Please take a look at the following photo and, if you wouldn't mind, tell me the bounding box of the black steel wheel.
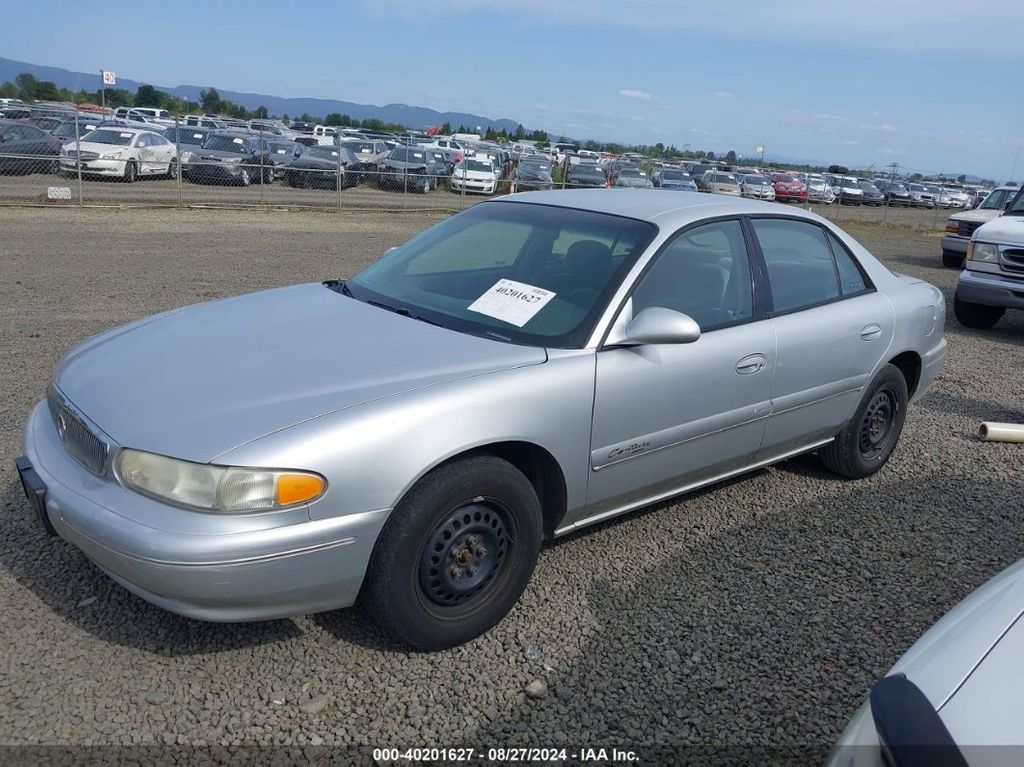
[363,455,543,650]
[418,501,512,610]
[820,363,909,479]
[858,389,898,461]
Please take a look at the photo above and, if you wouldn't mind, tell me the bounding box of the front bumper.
[940,234,969,255]
[19,401,390,622]
[59,158,124,176]
[956,269,1024,310]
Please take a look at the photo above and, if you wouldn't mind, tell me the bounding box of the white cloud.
[713,91,734,98]
[619,89,653,100]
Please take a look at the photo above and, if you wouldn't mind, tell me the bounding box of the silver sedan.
[17,190,947,649]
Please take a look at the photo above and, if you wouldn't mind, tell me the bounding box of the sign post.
[100,71,116,113]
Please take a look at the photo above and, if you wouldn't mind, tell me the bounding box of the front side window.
[348,202,657,347]
[631,220,753,331]
[751,218,840,313]
[81,130,135,146]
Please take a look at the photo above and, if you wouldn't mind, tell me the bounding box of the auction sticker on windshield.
[468,279,556,327]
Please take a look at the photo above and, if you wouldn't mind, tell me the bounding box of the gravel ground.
[0,207,1021,762]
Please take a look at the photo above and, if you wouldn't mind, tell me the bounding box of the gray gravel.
[0,207,1021,759]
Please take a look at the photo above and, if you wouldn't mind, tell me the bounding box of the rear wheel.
[942,250,964,269]
[362,455,543,650]
[820,363,908,479]
[954,293,1004,329]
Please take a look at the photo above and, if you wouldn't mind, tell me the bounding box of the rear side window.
[826,231,871,295]
[751,219,840,313]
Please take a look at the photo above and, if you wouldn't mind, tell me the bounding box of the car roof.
[499,189,833,229]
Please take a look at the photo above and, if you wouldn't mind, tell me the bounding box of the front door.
[584,219,776,521]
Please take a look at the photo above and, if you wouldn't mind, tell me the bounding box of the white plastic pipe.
[978,422,1024,443]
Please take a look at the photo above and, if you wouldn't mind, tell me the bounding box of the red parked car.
[771,174,807,203]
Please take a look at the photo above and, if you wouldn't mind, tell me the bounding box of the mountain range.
[0,56,521,133]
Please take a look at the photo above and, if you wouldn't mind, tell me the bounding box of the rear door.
[586,219,776,518]
[748,217,894,458]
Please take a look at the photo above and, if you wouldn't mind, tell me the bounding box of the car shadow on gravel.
[0,480,303,654]
[915,390,1023,426]
[467,473,1022,759]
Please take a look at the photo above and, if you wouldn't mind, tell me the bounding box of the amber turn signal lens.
[275,473,326,506]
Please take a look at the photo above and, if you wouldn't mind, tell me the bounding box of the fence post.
[174,115,182,208]
[342,140,350,211]
[258,128,265,207]
[74,105,83,207]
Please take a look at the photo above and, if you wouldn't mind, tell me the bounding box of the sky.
[4,0,1023,180]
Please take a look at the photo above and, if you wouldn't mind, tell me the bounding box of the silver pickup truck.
[941,185,1017,267]
[954,186,1024,328]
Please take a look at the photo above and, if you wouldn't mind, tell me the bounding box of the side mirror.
[609,307,701,346]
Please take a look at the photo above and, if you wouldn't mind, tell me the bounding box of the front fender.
[216,350,597,523]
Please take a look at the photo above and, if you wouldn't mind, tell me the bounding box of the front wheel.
[954,293,1004,329]
[820,363,908,479]
[239,169,251,187]
[362,455,543,650]
[122,160,137,183]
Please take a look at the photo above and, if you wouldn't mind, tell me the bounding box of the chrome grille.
[1000,248,1024,273]
[46,385,108,474]
[64,150,99,161]
[958,220,982,237]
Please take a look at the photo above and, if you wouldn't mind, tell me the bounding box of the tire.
[167,159,178,180]
[954,293,1004,329]
[422,178,432,194]
[362,455,543,650]
[820,363,909,479]
[239,169,251,187]
[942,250,964,269]
[122,160,137,183]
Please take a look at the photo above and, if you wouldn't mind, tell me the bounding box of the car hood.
[53,283,547,463]
[456,169,496,181]
[65,141,130,153]
[290,156,338,170]
[890,558,1024,709]
[973,214,1024,246]
[384,159,428,171]
[949,208,1001,224]
[198,150,249,161]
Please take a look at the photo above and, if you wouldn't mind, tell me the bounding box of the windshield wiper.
[366,300,440,327]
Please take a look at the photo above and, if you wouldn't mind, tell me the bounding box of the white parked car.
[449,156,498,195]
[60,127,176,182]
[828,557,1024,766]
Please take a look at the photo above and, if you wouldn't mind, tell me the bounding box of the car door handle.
[860,323,883,341]
[736,353,767,375]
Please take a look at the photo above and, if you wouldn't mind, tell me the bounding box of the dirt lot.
[0,207,1021,760]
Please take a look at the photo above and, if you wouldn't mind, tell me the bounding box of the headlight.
[968,241,999,263]
[117,449,326,513]
[180,151,194,163]
[100,151,124,160]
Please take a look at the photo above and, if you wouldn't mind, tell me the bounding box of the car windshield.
[619,169,642,178]
[347,202,657,348]
[981,189,1013,210]
[1005,189,1024,214]
[745,175,766,185]
[203,135,250,153]
[859,182,879,191]
[81,129,135,146]
[714,174,737,183]
[573,166,603,177]
[306,146,339,159]
[390,147,426,162]
[661,170,684,180]
[462,160,493,172]
[842,178,860,188]
[891,184,908,193]
[54,121,98,138]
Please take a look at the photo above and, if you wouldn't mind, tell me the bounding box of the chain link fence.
[0,108,975,229]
